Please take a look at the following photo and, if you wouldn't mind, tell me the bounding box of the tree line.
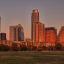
[0,42,64,51]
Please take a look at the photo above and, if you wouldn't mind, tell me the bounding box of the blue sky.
[0,0,64,39]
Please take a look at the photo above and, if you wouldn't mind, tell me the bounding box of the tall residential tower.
[31,9,45,46]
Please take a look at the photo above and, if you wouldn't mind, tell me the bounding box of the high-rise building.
[9,24,24,41]
[31,9,45,46]
[31,9,39,46]
[58,26,64,46]
[39,23,45,45]
[45,27,57,47]
[9,26,16,41]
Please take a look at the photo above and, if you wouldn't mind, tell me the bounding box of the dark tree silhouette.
[20,45,27,51]
[47,46,54,51]
[55,43,62,50]
[0,44,10,51]
[11,43,20,51]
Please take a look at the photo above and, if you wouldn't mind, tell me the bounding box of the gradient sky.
[0,0,64,39]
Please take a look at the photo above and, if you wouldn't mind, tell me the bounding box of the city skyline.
[0,0,64,39]
[0,1,64,64]
[0,9,64,50]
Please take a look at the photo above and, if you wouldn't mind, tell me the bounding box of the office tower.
[35,22,45,46]
[0,33,6,40]
[58,26,64,46]
[31,9,39,46]
[45,27,57,47]
[9,24,24,41]
[31,9,45,46]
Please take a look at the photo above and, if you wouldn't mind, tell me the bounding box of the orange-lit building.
[25,38,32,46]
[31,9,39,23]
[45,27,57,47]
[31,9,39,45]
[58,26,64,46]
[38,22,45,46]
[31,9,45,47]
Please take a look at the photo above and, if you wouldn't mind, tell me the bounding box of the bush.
[0,44,10,51]
[11,43,20,51]
[55,43,62,51]
[47,46,54,51]
[20,45,27,51]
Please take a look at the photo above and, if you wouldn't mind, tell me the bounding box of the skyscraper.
[31,9,45,46]
[9,24,24,41]
[31,9,39,46]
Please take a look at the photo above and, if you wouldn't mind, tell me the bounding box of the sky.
[0,0,64,39]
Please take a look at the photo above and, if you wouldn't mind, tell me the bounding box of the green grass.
[0,51,64,64]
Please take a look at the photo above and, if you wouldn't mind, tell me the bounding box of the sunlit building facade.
[58,26,64,46]
[31,9,39,23]
[38,22,45,46]
[31,9,45,47]
[31,9,39,46]
[9,24,24,41]
[45,27,57,47]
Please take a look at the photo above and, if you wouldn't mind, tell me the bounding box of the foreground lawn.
[0,51,64,64]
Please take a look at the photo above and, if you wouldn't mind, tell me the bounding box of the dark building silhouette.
[0,33,6,40]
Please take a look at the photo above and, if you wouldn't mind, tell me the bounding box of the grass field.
[0,51,64,64]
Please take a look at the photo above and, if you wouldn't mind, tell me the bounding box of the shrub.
[55,43,62,51]
[11,43,20,51]
[0,44,10,51]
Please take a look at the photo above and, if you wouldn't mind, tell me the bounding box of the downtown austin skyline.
[0,0,64,39]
